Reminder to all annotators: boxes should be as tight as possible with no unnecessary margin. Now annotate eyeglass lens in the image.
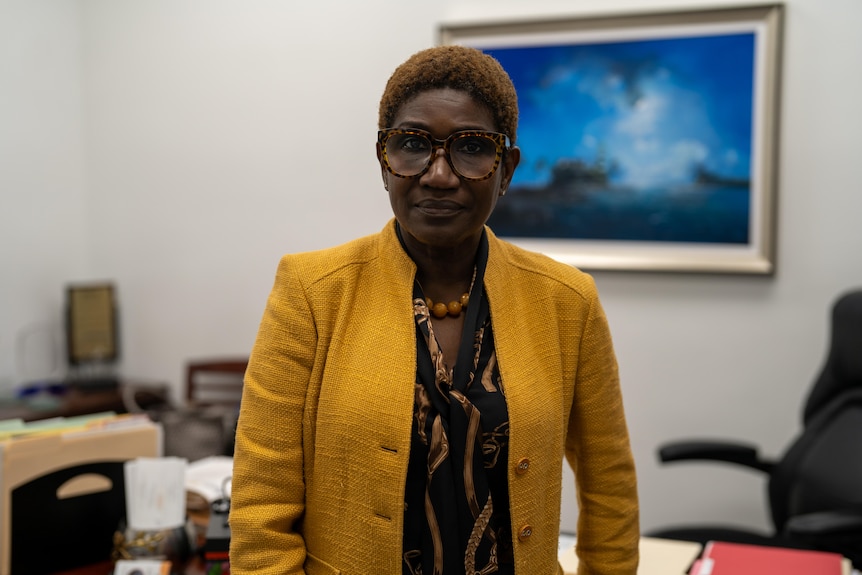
[384,132,500,179]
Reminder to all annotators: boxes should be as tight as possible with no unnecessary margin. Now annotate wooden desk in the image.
[0,382,169,422]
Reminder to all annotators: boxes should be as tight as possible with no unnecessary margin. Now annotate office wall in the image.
[2,0,861,535]
[0,0,91,387]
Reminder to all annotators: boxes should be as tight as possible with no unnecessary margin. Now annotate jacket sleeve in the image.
[565,285,640,575]
[229,255,316,574]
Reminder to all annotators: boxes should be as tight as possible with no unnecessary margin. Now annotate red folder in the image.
[694,541,844,575]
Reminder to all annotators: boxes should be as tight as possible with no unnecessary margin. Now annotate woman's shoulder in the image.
[487,228,599,298]
[277,231,383,283]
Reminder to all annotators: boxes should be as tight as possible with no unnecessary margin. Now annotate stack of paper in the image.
[125,457,188,531]
[690,541,851,575]
[559,536,702,575]
[185,455,233,510]
[0,411,122,440]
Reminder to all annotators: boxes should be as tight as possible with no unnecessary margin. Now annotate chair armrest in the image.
[784,509,862,537]
[658,440,775,473]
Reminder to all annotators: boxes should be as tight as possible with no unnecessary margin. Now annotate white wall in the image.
[2,0,861,536]
[0,0,91,387]
[78,0,445,391]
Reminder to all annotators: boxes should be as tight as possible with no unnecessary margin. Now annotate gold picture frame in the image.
[66,283,119,365]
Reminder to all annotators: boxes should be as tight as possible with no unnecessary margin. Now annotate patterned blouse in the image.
[402,233,513,575]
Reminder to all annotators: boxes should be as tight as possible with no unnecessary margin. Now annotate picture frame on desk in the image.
[440,4,784,274]
[66,283,119,365]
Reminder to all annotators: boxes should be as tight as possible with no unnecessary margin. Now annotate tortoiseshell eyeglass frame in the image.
[378,128,511,182]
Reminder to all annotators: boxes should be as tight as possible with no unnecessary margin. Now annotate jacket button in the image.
[516,458,530,474]
[518,524,533,542]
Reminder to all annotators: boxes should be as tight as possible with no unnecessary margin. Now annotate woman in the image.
[229,45,639,575]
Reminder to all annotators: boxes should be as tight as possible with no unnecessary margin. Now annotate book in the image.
[692,540,847,575]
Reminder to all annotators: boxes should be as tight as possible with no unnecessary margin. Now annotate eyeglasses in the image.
[378,128,511,181]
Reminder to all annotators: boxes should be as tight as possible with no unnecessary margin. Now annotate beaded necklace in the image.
[425,292,470,319]
[422,267,476,319]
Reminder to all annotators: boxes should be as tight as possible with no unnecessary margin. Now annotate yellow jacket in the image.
[229,220,639,575]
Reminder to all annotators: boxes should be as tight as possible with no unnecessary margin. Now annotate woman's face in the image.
[377,88,520,252]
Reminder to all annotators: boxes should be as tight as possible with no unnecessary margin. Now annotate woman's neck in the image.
[400,231,479,300]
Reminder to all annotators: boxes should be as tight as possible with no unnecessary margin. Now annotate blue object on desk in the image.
[14,381,68,412]
[16,380,68,399]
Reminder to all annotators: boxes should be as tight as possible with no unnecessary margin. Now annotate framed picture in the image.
[66,283,119,365]
[440,4,783,274]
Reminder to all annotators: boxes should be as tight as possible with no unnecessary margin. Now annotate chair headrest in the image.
[804,289,862,424]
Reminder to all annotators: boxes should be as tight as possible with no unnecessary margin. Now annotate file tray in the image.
[0,420,161,575]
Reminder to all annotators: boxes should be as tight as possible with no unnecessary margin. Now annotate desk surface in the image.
[0,382,168,422]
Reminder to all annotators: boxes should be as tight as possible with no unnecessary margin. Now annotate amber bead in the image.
[447,301,462,316]
[431,302,449,318]
[460,293,469,307]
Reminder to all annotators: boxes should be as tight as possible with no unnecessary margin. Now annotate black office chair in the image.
[647,288,862,566]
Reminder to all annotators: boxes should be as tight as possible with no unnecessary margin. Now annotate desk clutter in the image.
[0,379,170,423]
[0,413,234,575]
[558,535,856,575]
[0,413,161,575]
[112,457,192,567]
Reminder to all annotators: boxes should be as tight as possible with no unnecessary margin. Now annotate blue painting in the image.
[484,32,756,244]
